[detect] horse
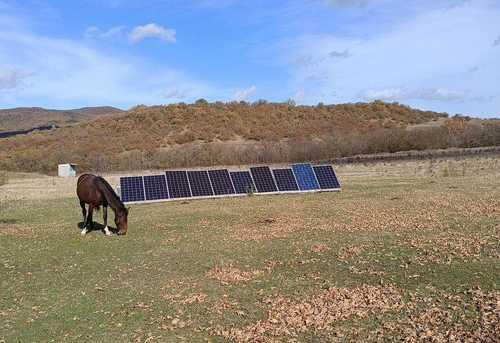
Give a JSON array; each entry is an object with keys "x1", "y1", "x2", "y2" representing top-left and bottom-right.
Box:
[{"x1": 76, "y1": 174, "x2": 129, "y2": 236}]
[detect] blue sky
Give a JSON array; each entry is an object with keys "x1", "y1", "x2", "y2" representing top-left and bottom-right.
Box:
[{"x1": 0, "y1": 0, "x2": 499, "y2": 117}]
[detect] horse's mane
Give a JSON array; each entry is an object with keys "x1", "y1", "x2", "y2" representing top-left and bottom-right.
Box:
[{"x1": 96, "y1": 176, "x2": 126, "y2": 212}]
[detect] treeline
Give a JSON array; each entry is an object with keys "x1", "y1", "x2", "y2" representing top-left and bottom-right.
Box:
[
  {"x1": 0, "y1": 100, "x2": 498, "y2": 174},
  {"x1": 91, "y1": 121, "x2": 500, "y2": 172}
]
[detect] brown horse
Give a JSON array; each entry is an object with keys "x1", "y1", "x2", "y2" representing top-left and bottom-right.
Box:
[{"x1": 76, "y1": 174, "x2": 129, "y2": 236}]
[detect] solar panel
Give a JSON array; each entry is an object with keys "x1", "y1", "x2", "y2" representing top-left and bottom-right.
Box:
[
  {"x1": 272, "y1": 168, "x2": 299, "y2": 192},
  {"x1": 120, "y1": 176, "x2": 145, "y2": 203},
  {"x1": 165, "y1": 171, "x2": 192, "y2": 198},
  {"x1": 292, "y1": 163, "x2": 320, "y2": 191},
  {"x1": 230, "y1": 171, "x2": 256, "y2": 194},
  {"x1": 313, "y1": 165, "x2": 341, "y2": 189},
  {"x1": 187, "y1": 171, "x2": 214, "y2": 197},
  {"x1": 143, "y1": 175, "x2": 169, "y2": 201},
  {"x1": 250, "y1": 166, "x2": 278, "y2": 193},
  {"x1": 208, "y1": 169, "x2": 235, "y2": 195}
]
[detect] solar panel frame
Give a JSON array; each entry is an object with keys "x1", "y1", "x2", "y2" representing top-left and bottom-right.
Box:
[
  {"x1": 120, "y1": 176, "x2": 145, "y2": 203},
  {"x1": 230, "y1": 171, "x2": 257, "y2": 194},
  {"x1": 272, "y1": 168, "x2": 300, "y2": 192},
  {"x1": 250, "y1": 166, "x2": 279, "y2": 193},
  {"x1": 143, "y1": 174, "x2": 169, "y2": 201},
  {"x1": 165, "y1": 170, "x2": 192, "y2": 199},
  {"x1": 313, "y1": 165, "x2": 341, "y2": 190},
  {"x1": 208, "y1": 169, "x2": 236, "y2": 196},
  {"x1": 292, "y1": 163, "x2": 320, "y2": 191},
  {"x1": 187, "y1": 170, "x2": 215, "y2": 197}
]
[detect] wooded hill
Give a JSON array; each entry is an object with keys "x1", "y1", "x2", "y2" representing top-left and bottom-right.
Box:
[
  {"x1": 0, "y1": 106, "x2": 123, "y2": 131},
  {"x1": 0, "y1": 101, "x2": 498, "y2": 174}
]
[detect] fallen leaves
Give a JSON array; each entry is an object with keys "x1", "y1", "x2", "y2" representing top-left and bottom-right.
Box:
[
  {"x1": 213, "y1": 285, "x2": 403, "y2": 342},
  {"x1": 310, "y1": 243, "x2": 330, "y2": 254},
  {"x1": 379, "y1": 288, "x2": 500, "y2": 342},
  {"x1": 207, "y1": 265, "x2": 262, "y2": 285}
]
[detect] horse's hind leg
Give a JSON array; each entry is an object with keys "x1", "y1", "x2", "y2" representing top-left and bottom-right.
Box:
[{"x1": 103, "y1": 206, "x2": 111, "y2": 236}]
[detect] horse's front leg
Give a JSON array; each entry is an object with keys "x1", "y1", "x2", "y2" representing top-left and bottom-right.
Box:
[
  {"x1": 81, "y1": 202, "x2": 89, "y2": 236},
  {"x1": 103, "y1": 206, "x2": 111, "y2": 236},
  {"x1": 81, "y1": 204, "x2": 94, "y2": 236},
  {"x1": 80, "y1": 201, "x2": 87, "y2": 228}
]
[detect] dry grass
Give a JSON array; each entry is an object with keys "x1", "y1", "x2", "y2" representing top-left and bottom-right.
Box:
[{"x1": 0, "y1": 155, "x2": 498, "y2": 342}]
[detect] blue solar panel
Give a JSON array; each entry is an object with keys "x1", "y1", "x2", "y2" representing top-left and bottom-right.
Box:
[
  {"x1": 250, "y1": 166, "x2": 278, "y2": 193},
  {"x1": 143, "y1": 175, "x2": 169, "y2": 201},
  {"x1": 120, "y1": 176, "x2": 145, "y2": 203},
  {"x1": 187, "y1": 171, "x2": 214, "y2": 197},
  {"x1": 230, "y1": 171, "x2": 256, "y2": 194},
  {"x1": 292, "y1": 163, "x2": 320, "y2": 191},
  {"x1": 313, "y1": 165, "x2": 341, "y2": 189},
  {"x1": 272, "y1": 168, "x2": 299, "y2": 192},
  {"x1": 208, "y1": 169, "x2": 235, "y2": 195},
  {"x1": 165, "y1": 171, "x2": 192, "y2": 198}
]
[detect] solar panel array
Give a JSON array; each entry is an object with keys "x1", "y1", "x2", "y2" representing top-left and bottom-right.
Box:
[{"x1": 119, "y1": 163, "x2": 340, "y2": 203}]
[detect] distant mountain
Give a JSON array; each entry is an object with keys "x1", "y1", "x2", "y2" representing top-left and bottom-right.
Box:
[{"x1": 0, "y1": 106, "x2": 124, "y2": 131}]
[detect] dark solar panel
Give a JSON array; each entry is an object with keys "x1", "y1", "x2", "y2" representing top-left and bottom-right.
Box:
[
  {"x1": 165, "y1": 171, "x2": 192, "y2": 198},
  {"x1": 187, "y1": 171, "x2": 214, "y2": 197},
  {"x1": 313, "y1": 165, "x2": 341, "y2": 189},
  {"x1": 143, "y1": 175, "x2": 169, "y2": 201},
  {"x1": 230, "y1": 171, "x2": 256, "y2": 194},
  {"x1": 250, "y1": 166, "x2": 278, "y2": 193},
  {"x1": 272, "y1": 168, "x2": 299, "y2": 192},
  {"x1": 120, "y1": 176, "x2": 145, "y2": 203},
  {"x1": 208, "y1": 169, "x2": 235, "y2": 195},
  {"x1": 292, "y1": 163, "x2": 320, "y2": 191}
]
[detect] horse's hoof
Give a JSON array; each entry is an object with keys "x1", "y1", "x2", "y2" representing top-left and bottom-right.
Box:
[
  {"x1": 104, "y1": 227, "x2": 112, "y2": 236},
  {"x1": 80, "y1": 228, "x2": 88, "y2": 236},
  {"x1": 117, "y1": 230, "x2": 127, "y2": 236}
]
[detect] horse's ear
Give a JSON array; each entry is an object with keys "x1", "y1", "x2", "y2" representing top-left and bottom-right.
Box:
[{"x1": 126, "y1": 207, "x2": 131, "y2": 214}]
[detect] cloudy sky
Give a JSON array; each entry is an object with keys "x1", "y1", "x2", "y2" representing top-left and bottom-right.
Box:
[{"x1": 0, "y1": 0, "x2": 499, "y2": 117}]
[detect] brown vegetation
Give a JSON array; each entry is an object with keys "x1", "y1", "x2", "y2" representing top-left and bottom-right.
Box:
[
  {"x1": 1, "y1": 101, "x2": 499, "y2": 174},
  {"x1": 0, "y1": 106, "x2": 123, "y2": 131}
]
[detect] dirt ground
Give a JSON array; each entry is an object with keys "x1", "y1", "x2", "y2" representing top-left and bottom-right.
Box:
[{"x1": 1, "y1": 155, "x2": 498, "y2": 201}]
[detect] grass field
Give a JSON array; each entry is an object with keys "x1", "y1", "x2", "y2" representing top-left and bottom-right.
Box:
[{"x1": 1, "y1": 157, "x2": 499, "y2": 342}]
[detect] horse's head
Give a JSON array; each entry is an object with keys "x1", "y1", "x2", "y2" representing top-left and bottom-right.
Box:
[{"x1": 115, "y1": 207, "x2": 129, "y2": 235}]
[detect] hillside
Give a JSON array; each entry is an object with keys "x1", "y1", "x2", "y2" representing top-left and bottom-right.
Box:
[
  {"x1": 0, "y1": 106, "x2": 124, "y2": 132},
  {"x1": 0, "y1": 101, "x2": 499, "y2": 173}
]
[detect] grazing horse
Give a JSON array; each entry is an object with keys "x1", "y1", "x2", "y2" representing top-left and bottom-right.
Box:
[{"x1": 76, "y1": 174, "x2": 129, "y2": 236}]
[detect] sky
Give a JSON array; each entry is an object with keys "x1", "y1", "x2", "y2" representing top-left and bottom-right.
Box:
[{"x1": 0, "y1": 0, "x2": 499, "y2": 117}]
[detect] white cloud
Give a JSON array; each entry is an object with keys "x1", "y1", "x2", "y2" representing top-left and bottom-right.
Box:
[
  {"x1": 233, "y1": 85, "x2": 256, "y2": 101},
  {"x1": 282, "y1": 1, "x2": 500, "y2": 116},
  {"x1": 326, "y1": 0, "x2": 368, "y2": 7},
  {"x1": 163, "y1": 88, "x2": 190, "y2": 100},
  {"x1": 329, "y1": 49, "x2": 351, "y2": 59},
  {"x1": 129, "y1": 23, "x2": 176, "y2": 44},
  {"x1": 101, "y1": 26, "x2": 126, "y2": 39},
  {"x1": 294, "y1": 89, "x2": 306, "y2": 102},
  {"x1": 0, "y1": 17, "x2": 211, "y2": 108},
  {"x1": 494, "y1": 35, "x2": 500, "y2": 46},
  {"x1": 84, "y1": 25, "x2": 127, "y2": 40},
  {"x1": 0, "y1": 67, "x2": 32, "y2": 90},
  {"x1": 360, "y1": 88, "x2": 467, "y2": 102},
  {"x1": 84, "y1": 26, "x2": 100, "y2": 39}
]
